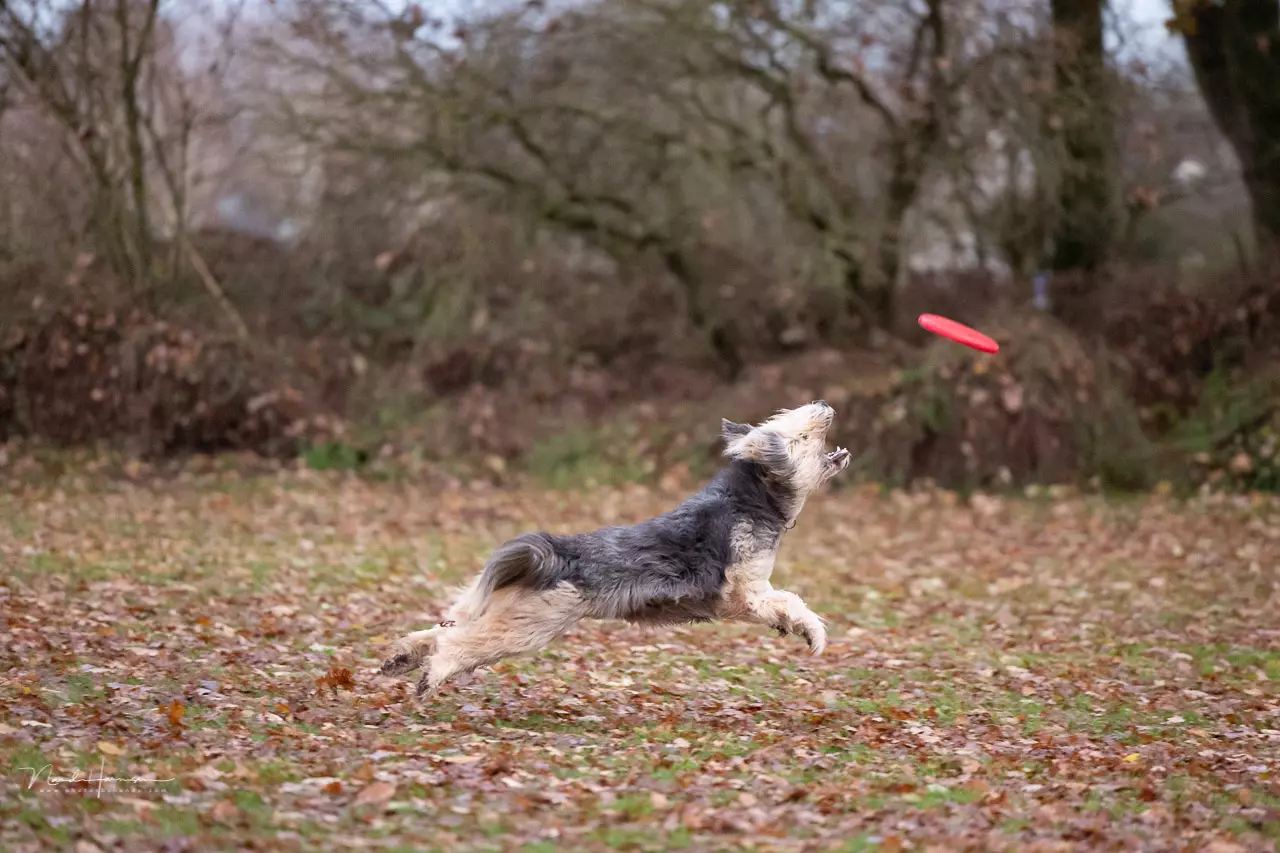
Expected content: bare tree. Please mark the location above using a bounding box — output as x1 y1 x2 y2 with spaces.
0 0 164 291
1172 0 1280 250
625 0 954 327
891 2 1055 287
0 0 249 334
265 0 1041 361
264 0 742 369
1048 0 1121 274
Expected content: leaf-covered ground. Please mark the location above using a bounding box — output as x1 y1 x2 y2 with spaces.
2 467 1279 852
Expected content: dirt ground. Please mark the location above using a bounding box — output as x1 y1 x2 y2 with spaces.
2 466 1279 852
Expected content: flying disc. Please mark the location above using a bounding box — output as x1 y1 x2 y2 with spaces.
917 314 999 354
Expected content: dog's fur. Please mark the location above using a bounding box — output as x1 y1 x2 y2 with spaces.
379 401 850 699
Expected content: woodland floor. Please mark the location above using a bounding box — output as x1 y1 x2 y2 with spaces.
2 467 1279 852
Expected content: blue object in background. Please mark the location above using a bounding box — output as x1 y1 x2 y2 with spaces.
1032 272 1051 311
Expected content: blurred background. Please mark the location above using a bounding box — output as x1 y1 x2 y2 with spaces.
1 0 1277 494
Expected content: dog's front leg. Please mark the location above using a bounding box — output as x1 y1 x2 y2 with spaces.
732 581 827 655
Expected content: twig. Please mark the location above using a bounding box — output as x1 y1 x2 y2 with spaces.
184 239 250 342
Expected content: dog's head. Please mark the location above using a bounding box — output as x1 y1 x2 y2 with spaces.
721 401 850 504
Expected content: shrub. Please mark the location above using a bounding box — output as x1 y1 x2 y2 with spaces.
835 309 1152 490
2 307 331 457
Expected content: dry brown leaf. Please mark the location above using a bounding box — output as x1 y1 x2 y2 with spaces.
316 666 356 693
353 781 396 809
166 700 185 730
209 801 239 823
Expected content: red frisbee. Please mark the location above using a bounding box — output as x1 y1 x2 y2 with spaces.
918 314 999 354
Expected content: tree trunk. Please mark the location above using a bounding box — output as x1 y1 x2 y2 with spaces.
834 248 885 334
662 249 741 379
1048 0 1120 274
121 80 155 291
1180 0 1280 246
872 147 925 331
116 0 160 296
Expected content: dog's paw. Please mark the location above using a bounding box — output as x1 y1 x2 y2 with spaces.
379 628 443 677
798 618 827 656
379 650 422 677
414 673 438 702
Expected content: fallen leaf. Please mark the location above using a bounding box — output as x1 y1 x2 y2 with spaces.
1204 841 1246 853
353 780 396 808
210 800 239 823
7 445 1279 851
316 666 356 693
166 700 185 730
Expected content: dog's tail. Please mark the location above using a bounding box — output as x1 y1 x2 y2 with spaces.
471 532 564 615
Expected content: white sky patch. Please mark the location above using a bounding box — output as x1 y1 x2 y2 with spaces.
201 0 1186 63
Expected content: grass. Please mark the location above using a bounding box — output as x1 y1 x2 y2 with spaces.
0 467 1277 852
525 422 656 489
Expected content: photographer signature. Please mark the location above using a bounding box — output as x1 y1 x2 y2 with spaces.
19 758 176 798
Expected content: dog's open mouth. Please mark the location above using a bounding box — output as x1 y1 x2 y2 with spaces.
826 446 849 467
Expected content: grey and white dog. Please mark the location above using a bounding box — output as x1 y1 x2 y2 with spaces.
380 401 851 699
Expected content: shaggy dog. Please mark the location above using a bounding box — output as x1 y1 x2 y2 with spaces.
379 401 850 699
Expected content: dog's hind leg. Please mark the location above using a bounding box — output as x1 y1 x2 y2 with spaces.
379 627 443 676
415 583 588 700
379 574 492 677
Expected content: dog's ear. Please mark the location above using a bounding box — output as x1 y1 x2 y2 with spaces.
721 419 752 444
723 425 789 469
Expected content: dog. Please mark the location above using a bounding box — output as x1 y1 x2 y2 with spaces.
379 401 851 700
